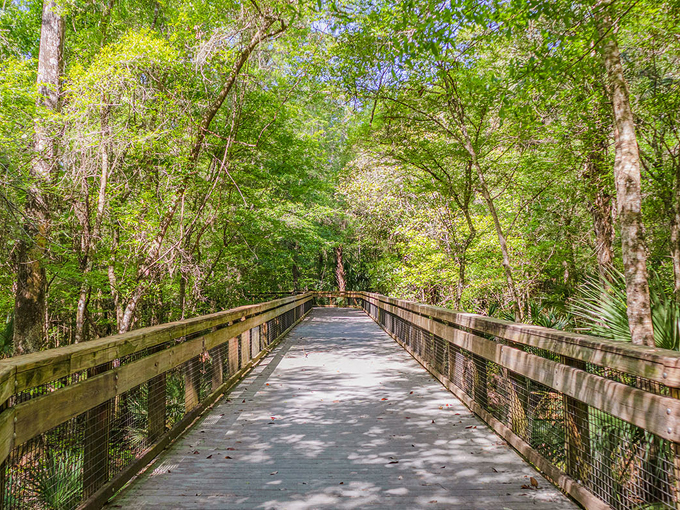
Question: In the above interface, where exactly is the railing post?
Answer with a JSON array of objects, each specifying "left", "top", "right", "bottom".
[
  {"left": 147, "top": 372, "right": 167, "bottom": 442},
  {"left": 83, "top": 362, "right": 112, "bottom": 499},
  {"left": 240, "top": 330, "right": 251, "bottom": 367},
  {"left": 562, "top": 356, "right": 591, "bottom": 485},
  {"left": 184, "top": 357, "right": 200, "bottom": 411},
  {"left": 211, "top": 347, "right": 224, "bottom": 391},
  {"left": 670, "top": 388, "right": 680, "bottom": 510},
  {"left": 261, "top": 322, "right": 269, "bottom": 347},
  {"left": 472, "top": 354, "right": 488, "bottom": 410},
  {"left": 228, "top": 336, "right": 239, "bottom": 375}
]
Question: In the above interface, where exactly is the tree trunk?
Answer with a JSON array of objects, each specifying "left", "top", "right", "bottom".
[
  {"left": 335, "top": 245, "right": 346, "bottom": 292},
  {"left": 14, "top": 0, "right": 64, "bottom": 355},
  {"left": 75, "top": 101, "right": 111, "bottom": 343},
  {"left": 598, "top": 9, "right": 655, "bottom": 346},
  {"left": 584, "top": 140, "right": 615, "bottom": 285},
  {"left": 455, "top": 257, "right": 466, "bottom": 310},
  {"left": 672, "top": 162, "right": 680, "bottom": 299},
  {"left": 475, "top": 168, "right": 523, "bottom": 320}
]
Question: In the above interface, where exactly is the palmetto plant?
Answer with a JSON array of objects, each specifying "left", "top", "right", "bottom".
[
  {"left": 571, "top": 270, "right": 680, "bottom": 350},
  {"left": 28, "top": 450, "right": 83, "bottom": 510}
]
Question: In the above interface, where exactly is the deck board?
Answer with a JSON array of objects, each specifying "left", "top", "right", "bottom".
[{"left": 113, "top": 308, "right": 577, "bottom": 509}]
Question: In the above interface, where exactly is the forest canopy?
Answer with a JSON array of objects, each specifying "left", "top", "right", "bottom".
[{"left": 1, "top": 0, "right": 679, "bottom": 353}]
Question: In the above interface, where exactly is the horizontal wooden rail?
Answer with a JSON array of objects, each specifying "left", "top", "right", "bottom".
[
  {"left": 0, "top": 293, "right": 313, "bottom": 510},
  {"left": 361, "top": 292, "right": 680, "bottom": 387},
  {"left": 0, "top": 294, "right": 309, "bottom": 400}
]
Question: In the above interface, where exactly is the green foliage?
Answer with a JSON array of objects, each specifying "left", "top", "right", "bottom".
[
  {"left": 0, "top": 315, "right": 13, "bottom": 356},
  {"left": 571, "top": 271, "right": 680, "bottom": 349},
  {"left": 28, "top": 450, "right": 83, "bottom": 510}
]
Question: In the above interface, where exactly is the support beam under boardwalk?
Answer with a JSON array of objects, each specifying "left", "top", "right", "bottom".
[{"left": 114, "top": 308, "right": 576, "bottom": 509}]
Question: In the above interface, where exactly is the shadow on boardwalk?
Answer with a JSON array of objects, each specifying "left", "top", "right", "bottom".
[{"left": 112, "top": 308, "right": 577, "bottom": 509}]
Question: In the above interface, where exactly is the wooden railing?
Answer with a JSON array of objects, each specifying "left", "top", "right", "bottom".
[
  {"left": 322, "top": 291, "right": 680, "bottom": 510},
  {"left": 7, "top": 290, "right": 680, "bottom": 510},
  {"left": 0, "top": 293, "right": 313, "bottom": 509}
]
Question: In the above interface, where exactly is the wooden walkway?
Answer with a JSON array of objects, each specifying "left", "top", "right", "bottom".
[{"left": 113, "top": 308, "right": 577, "bottom": 509}]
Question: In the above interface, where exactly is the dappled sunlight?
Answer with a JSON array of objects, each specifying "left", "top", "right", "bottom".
[{"left": 115, "top": 308, "right": 575, "bottom": 509}]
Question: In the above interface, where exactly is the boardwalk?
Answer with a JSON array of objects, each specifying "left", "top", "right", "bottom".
[{"left": 114, "top": 308, "right": 577, "bottom": 509}]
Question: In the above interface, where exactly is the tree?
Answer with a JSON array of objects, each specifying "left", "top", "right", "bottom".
[
  {"left": 596, "top": 0, "right": 655, "bottom": 346},
  {"left": 13, "top": 0, "right": 64, "bottom": 354}
]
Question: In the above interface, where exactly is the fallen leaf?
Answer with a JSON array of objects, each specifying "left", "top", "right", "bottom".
[
  {"left": 465, "top": 426, "right": 473, "bottom": 429},
  {"left": 381, "top": 398, "right": 388, "bottom": 401},
  {"left": 431, "top": 420, "right": 435, "bottom": 424},
  {"left": 521, "top": 484, "right": 531, "bottom": 489},
  {"left": 429, "top": 501, "right": 437, "bottom": 504},
  {"left": 192, "top": 451, "right": 199, "bottom": 454},
  {"left": 242, "top": 399, "right": 246, "bottom": 403},
  {"left": 227, "top": 448, "right": 236, "bottom": 451},
  {"left": 388, "top": 460, "right": 399, "bottom": 464},
  {"left": 530, "top": 477, "right": 539, "bottom": 488},
  {"left": 409, "top": 391, "right": 414, "bottom": 394},
  {"left": 492, "top": 467, "right": 498, "bottom": 473},
  {"left": 224, "top": 456, "right": 232, "bottom": 459},
  {"left": 339, "top": 482, "right": 344, "bottom": 485},
  {"left": 206, "top": 455, "right": 213, "bottom": 459},
  {"left": 270, "top": 471, "right": 278, "bottom": 475}
]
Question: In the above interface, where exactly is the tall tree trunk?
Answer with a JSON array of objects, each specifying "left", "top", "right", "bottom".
[
  {"left": 672, "top": 162, "right": 680, "bottom": 299},
  {"left": 14, "top": 0, "right": 64, "bottom": 355},
  {"left": 598, "top": 8, "right": 655, "bottom": 346},
  {"left": 75, "top": 101, "right": 111, "bottom": 343},
  {"left": 472, "top": 164, "right": 523, "bottom": 320},
  {"left": 584, "top": 140, "right": 615, "bottom": 284},
  {"left": 335, "top": 245, "right": 346, "bottom": 292},
  {"left": 454, "top": 121, "right": 523, "bottom": 320},
  {"left": 455, "top": 257, "right": 466, "bottom": 310}
]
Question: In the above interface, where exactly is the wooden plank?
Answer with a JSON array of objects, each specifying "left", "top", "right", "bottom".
[
  {"left": 8, "top": 294, "right": 312, "bottom": 395},
  {"left": 359, "top": 292, "right": 680, "bottom": 387},
  {"left": 0, "top": 365, "right": 15, "bottom": 407},
  {"left": 240, "top": 330, "right": 250, "bottom": 368},
  {"left": 14, "top": 370, "right": 117, "bottom": 446},
  {"left": 228, "top": 337, "right": 239, "bottom": 377},
  {"left": 251, "top": 327, "right": 260, "bottom": 359}
]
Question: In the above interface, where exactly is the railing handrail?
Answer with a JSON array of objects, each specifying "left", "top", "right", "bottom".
[
  {"left": 0, "top": 292, "right": 312, "bottom": 400},
  {"left": 353, "top": 291, "right": 680, "bottom": 387}
]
